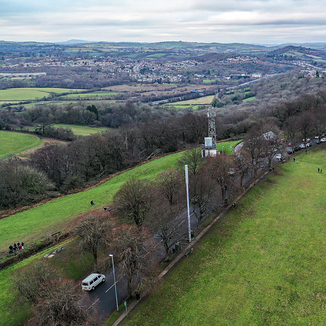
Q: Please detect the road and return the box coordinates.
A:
[83,209,199,320]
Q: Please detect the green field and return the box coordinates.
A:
[243,96,256,102]
[54,124,110,136]
[167,95,215,110]
[120,148,326,326]
[0,88,82,102]
[216,140,241,154]
[0,151,184,254]
[18,99,117,109]
[0,131,42,158]
[173,95,214,106]
[59,91,119,99]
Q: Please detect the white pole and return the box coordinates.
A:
[124,301,128,316]
[109,254,119,311]
[185,165,192,242]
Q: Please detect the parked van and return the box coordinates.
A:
[82,273,105,291]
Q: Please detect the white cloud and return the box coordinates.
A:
[0,0,326,43]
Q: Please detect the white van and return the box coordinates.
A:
[82,273,105,291]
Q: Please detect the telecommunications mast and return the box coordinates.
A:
[207,106,216,146]
[202,106,217,157]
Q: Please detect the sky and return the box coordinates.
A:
[1,0,326,44]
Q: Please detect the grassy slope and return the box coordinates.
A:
[0,151,184,326]
[216,140,241,155]
[0,151,184,254]
[53,124,110,136]
[121,148,326,326]
[0,131,42,158]
[0,242,73,326]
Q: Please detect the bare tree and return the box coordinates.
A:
[283,115,299,146]
[235,149,253,188]
[314,106,326,140]
[297,110,316,145]
[148,197,182,258]
[32,279,95,326]
[14,261,57,304]
[259,124,283,168]
[209,155,235,207]
[74,212,114,273]
[190,167,216,226]
[112,224,156,299]
[243,126,263,176]
[113,179,154,227]
[157,168,183,206]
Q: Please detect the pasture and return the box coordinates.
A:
[120,148,326,326]
[54,124,110,136]
[0,88,82,102]
[0,131,42,158]
[167,95,214,110]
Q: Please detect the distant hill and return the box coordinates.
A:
[56,39,92,45]
[267,45,326,61]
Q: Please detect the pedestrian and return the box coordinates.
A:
[321,169,323,173]
[90,200,94,206]
[318,168,320,173]
[135,290,140,301]
[293,157,295,162]
[21,242,24,249]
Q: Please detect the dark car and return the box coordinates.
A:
[286,147,294,154]
[294,145,301,151]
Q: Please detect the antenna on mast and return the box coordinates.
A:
[207,106,216,146]
[202,106,217,157]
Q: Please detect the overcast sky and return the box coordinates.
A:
[1,0,326,44]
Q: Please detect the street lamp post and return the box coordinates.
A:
[109,254,119,311]
[185,165,192,243]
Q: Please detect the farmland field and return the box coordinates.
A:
[0,131,42,158]
[167,95,214,110]
[54,124,110,136]
[59,91,119,99]
[120,147,326,326]
[0,87,82,102]
[18,99,117,109]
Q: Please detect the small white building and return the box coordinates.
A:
[202,137,217,157]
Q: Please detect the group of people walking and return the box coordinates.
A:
[9,242,24,254]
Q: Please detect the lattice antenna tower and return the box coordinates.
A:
[207,106,216,146]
